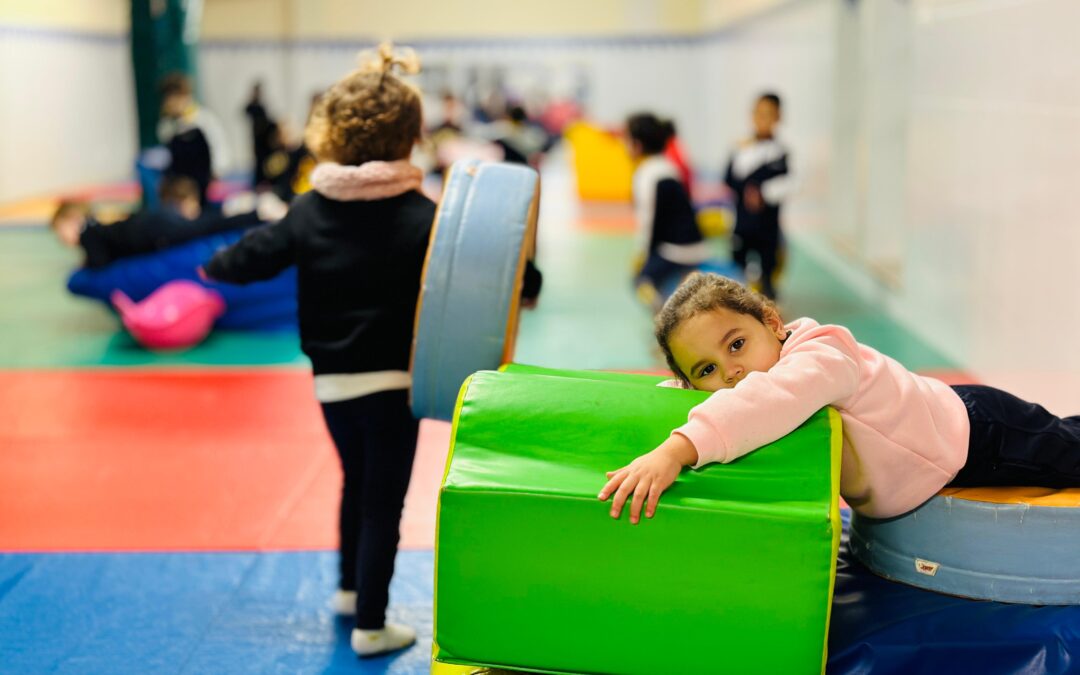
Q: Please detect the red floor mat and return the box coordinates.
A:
[0,369,448,552]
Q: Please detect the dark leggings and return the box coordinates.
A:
[637,253,696,299]
[320,389,419,629]
[731,232,779,299]
[948,384,1080,487]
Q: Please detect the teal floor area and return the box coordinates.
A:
[0,227,306,368]
[0,170,955,373]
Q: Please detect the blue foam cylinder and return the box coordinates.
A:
[410,160,539,421]
[850,493,1080,604]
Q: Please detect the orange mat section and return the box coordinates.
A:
[575,201,635,234]
[939,486,1080,507]
[0,370,449,552]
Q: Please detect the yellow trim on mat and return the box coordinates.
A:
[431,373,476,666]
[820,407,843,675]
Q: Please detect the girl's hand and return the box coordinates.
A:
[598,434,698,524]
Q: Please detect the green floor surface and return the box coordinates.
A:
[0,214,955,372]
[0,227,306,368]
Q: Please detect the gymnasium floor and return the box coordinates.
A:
[0,160,960,673]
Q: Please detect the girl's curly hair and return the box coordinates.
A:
[655,273,780,385]
[304,42,422,166]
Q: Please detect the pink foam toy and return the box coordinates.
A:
[111,280,225,350]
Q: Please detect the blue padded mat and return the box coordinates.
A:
[0,551,431,674]
[850,493,1080,605]
[829,510,1080,674]
[66,230,298,331]
[2,518,1077,674]
[411,159,539,421]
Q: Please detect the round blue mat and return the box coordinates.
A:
[850,492,1080,604]
[410,160,539,421]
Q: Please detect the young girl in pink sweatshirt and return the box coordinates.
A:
[599,272,1080,523]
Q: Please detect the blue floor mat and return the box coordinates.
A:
[0,551,432,674]
[4,520,1079,674]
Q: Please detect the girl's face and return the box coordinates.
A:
[669,307,787,392]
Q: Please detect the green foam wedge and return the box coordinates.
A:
[435,368,842,675]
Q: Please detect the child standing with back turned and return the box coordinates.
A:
[599,273,1080,524]
[203,44,432,657]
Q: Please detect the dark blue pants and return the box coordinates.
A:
[637,253,696,300]
[948,385,1080,487]
[731,228,780,299]
[320,388,419,629]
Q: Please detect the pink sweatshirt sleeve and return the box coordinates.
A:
[675,328,862,468]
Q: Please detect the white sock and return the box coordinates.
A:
[350,622,417,657]
[330,589,357,616]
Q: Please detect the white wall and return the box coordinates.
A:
[699,0,835,228]
[902,0,1080,410]
[815,0,1080,413]
[199,2,837,190]
[199,36,705,177]
[0,24,136,202]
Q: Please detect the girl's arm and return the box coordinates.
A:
[748,151,794,206]
[680,332,860,467]
[600,328,861,524]
[723,155,740,192]
[203,216,296,284]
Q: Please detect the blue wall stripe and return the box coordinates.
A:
[0,24,127,46]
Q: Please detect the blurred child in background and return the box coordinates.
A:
[51,176,264,269]
[626,113,708,312]
[157,73,230,207]
[243,81,277,190]
[724,92,794,300]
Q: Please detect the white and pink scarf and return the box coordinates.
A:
[309,160,423,201]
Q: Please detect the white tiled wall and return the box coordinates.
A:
[697,0,835,226]
[899,0,1080,412]
[809,0,1080,413]
[0,27,136,202]
[199,1,837,221]
[199,37,705,179]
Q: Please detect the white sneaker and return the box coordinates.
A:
[350,622,417,657]
[331,589,357,616]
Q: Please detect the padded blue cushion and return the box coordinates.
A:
[411,160,539,421]
[850,493,1080,604]
[67,231,297,331]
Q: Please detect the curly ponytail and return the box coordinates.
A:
[304,42,423,166]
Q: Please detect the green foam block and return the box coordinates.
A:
[435,369,842,675]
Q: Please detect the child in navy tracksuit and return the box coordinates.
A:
[627,113,709,311]
[50,175,262,269]
[157,73,230,208]
[203,45,431,658]
[724,92,794,300]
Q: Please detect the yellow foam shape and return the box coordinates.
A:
[563,122,633,202]
[939,486,1080,507]
[697,206,730,238]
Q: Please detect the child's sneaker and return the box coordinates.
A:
[330,589,357,616]
[350,622,416,657]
